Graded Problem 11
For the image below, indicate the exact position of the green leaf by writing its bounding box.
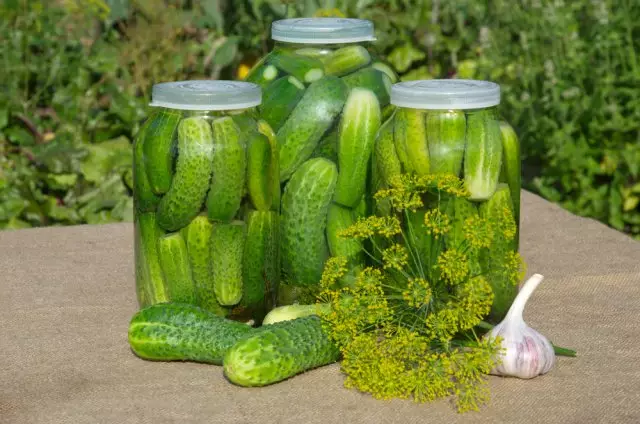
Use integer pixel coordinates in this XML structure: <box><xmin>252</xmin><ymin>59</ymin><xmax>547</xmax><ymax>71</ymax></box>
<box><xmin>202</xmin><ymin>0</ymin><xmax>224</xmax><ymax>30</ymax></box>
<box><xmin>80</xmin><ymin>137</ymin><xmax>132</xmax><ymax>183</ymax></box>
<box><xmin>5</xmin><ymin>126</ymin><xmax>34</xmax><ymax>146</ymax></box>
<box><xmin>106</xmin><ymin>0</ymin><xmax>129</xmax><ymax>21</ymax></box>
<box><xmin>43</xmin><ymin>173</ymin><xmax>78</xmax><ymax>191</ymax></box>
<box><xmin>213</xmin><ymin>37</ymin><xmax>240</xmax><ymax>69</ymax></box>
<box><xmin>388</xmin><ymin>43</ymin><xmax>426</xmax><ymax>73</ymax></box>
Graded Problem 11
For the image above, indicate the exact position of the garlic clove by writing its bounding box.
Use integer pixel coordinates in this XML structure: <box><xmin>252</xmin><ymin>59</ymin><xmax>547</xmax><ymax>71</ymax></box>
<box><xmin>486</xmin><ymin>273</ymin><xmax>557</xmax><ymax>379</ymax></box>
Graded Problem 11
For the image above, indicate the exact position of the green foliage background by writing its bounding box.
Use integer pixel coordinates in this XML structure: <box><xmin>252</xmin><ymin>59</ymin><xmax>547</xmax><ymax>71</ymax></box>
<box><xmin>1</xmin><ymin>0</ymin><xmax>639</xmax><ymax>238</ymax></box>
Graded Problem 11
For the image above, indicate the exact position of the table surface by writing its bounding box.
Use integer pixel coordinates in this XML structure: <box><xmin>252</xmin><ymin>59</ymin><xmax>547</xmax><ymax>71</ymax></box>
<box><xmin>2</xmin><ymin>191</ymin><xmax>640</xmax><ymax>424</ymax></box>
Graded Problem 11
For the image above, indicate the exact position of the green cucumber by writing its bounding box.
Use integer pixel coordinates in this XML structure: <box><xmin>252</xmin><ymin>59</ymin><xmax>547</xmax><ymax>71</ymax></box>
<box><xmin>311</xmin><ymin>125</ymin><xmax>339</xmax><ymax>163</ymax></box>
<box><xmin>277</xmin><ymin>76</ymin><xmax>348</xmax><ymax>182</ymax></box>
<box><xmin>157</xmin><ymin>232</ymin><xmax>196</xmax><ymax>303</ymax></box>
<box><xmin>334</xmin><ymin>88</ymin><xmax>381</xmax><ymax>208</ymax></box>
<box><xmin>156</xmin><ymin>117</ymin><xmax>215</xmax><ymax>231</ymax></box>
<box><xmin>326</xmin><ymin>203</ymin><xmax>364</xmax><ymax>266</ymax></box>
<box><xmin>322</xmin><ymin>45</ymin><xmax>371</xmax><ymax>76</ymax></box>
<box><xmin>223</xmin><ymin>316</ymin><xmax>340</xmax><ymax>387</ymax></box>
<box><xmin>394</xmin><ymin>108</ymin><xmax>430</xmax><ymax>175</ymax></box>
<box><xmin>142</xmin><ymin>109</ymin><xmax>182</xmax><ymax>195</ymax></box>
<box><xmin>499</xmin><ymin>121</ymin><xmax>521</xmax><ymax>229</ymax></box>
<box><xmin>372</xmin><ymin>62</ymin><xmax>398</xmax><ymax>83</ymax></box>
<box><xmin>256</xmin><ymin>120</ymin><xmax>281</xmax><ymax>212</ymax></box>
<box><xmin>135</xmin><ymin>212</ymin><xmax>168</xmax><ymax>306</ymax></box>
<box><xmin>241</xmin><ymin>210</ymin><xmax>280</xmax><ymax>321</ymax></box>
<box><xmin>262</xmin><ymin>304</ymin><xmax>330</xmax><ymax>325</ymax></box>
<box><xmin>183</xmin><ymin>215</ymin><xmax>228</xmax><ymax>316</ymax></box>
<box><xmin>281</xmin><ymin>158</ymin><xmax>338</xmax><ymax>286</ymax></box>
<box><xmin>133</xmin><ymin>116</ymin><xmax>161</xmax><ymax>212</ymax></box>
<box><xmin>245</xmin><ymin>56</ymin><xmax>280</xmax><ymax>88</ymax></box>
<box><xmin>295</xmin><ymin>47</ymin><xmax>329</xmax><ymax>59</ymax></box>
<box><xmin>464</xmin><ymin>109</ymin><xmax>503</xmax><ymax>201</ymax></box>
<box><xmin>341</xmin><ymin>67</ymin><xmax>392</xmax><ymax>106</ymax></box>
<box><xmin>269</xmin><ymin>49</ymin><xmax>325</xmax><ymax>83</ymax></box>
<box><xmin>211</xmin><ymin>221</ymin><xmax>246</xmax><ymax>306</ymax></box>
<box><xmin>128</xmin><ymin>303</ymin><xmax>254</xmax><ymax>365</ymax></box>
<box><xmin>207</xmin><ymin>117</ymin><xmax>247</xmax><ymax>222</ymax></box>
<box><xmin>246</xmin><ymin>131</ymin><xmax>273</xmax><ymax>211</ymax></box>
<box><xmin>426</xmin><ymin>110</ymin><xmax>466</xmax><ymax>176</ymax></box>
<box><xmin>374</xmin><ymin>113</ymin><xmax>402</xmax><ymax>186</ymax></box>
<box><xmin>381</xmin><ymin>104</ymin><xmax>396</xmax><ymax>122</ymax></box>
<box><xmin>260</xmin><ymin>76</ymin><xmax>305</xmax><ymax>132</ymax></box>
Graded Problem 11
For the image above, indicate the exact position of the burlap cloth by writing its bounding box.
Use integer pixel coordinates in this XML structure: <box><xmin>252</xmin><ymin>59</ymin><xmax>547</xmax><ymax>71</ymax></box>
<box><xmin>2</xmin><ymin>191</ymin><xmax>639</xmax><ymax>424</ymax></box>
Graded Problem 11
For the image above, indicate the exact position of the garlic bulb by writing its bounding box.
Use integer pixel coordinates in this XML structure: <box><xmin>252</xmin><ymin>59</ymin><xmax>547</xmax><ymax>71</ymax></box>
<box><xmin>486</xmin><ymin>273</ymin><xmax>556</xmax><ymax>379</ymax></box>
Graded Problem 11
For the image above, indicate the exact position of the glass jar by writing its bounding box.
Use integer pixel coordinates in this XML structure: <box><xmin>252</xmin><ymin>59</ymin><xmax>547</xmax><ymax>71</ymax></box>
<box><xmin>374</xmin><ymin>80</ymin><xmax>521</xmax><ymax>322</ymax></box>
<box><xmin>133</xmin><ymin>80</ymin><xmax>279</xmax><ymax>322</ymax></box>
<box><xmin>244</xmin><ymin>18</ymin><xmax>398</xmax><ymax>296</ymax></box>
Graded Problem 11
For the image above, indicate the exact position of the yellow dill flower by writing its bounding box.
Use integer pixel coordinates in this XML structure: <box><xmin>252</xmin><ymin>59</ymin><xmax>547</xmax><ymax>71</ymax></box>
<box><xmin>382</xmin><ymin>244</ymin><xmax>409</xmax><ymax>270</ymax></box>
<box><xmin>354</xmin><ymin>267</ymin><xmax>385</xmax><ymax>294</ymax></box>
<box><xmin>462</xmin><ymin>215</ymin><xmax>494</xmax><ymax>249</ymax></box>
<box><xmin>338</xmin><ymin>216</ymin><xmax>402</xmax><ymax>240</ymax></box>
<box><xmin>320</xmin><ymin>256</ymin><xmax>348</xmax><ymax>290</ymax></box>
<box><xmin>423</xmin><ymin>208</ymin><xmax>451</xmax><ymax>238</ymax></box>
<box><xmin>401</xmin><ymin>277</ymin><xmax>433</xmax><ymax>308</ymax></box>
<box><xmin>425</xmin><ymin>308</ymin><xmax>459</xmax><ymax>342</ymax></box>
<box><xmin>437</xmin><ymin>249</ymin><xmax>469</xmax><ymax>285</ymax></box>
<box><xmin>499</xmin><ymin>251</ymin><xmax>526</xmax><ymax>286</ymax></box>
<box><xmin>421</xmin><ymin>173</ymin><xmax>470</xmax><ymax>197</ymax></box>
<box><xmin>338</xmin><ymin>218</ymin><xmax>375</xmax><ymax>239</ymax></box>
<box><xmin>497</xmin><ymin>206</ymin><xmax>517</xmax><ymax>240</ymax></box>
<box><xmin>452</xmin><ymin>276</ymin><xmax>494</xmax><ymax>330</ymax></box>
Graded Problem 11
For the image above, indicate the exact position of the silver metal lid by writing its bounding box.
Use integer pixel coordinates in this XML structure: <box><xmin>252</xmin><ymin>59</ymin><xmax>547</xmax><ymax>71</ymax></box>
<box><xmin>390</xmin><ymin>79</ymin><xmax>501</xmax><ymax>110</ymax></box>
<box><xmin>271</xmin><ymin>18</ymin><xmax>376</xmax><ymax>44</ymax></box>
<box><xmin>150</xmin><ymin>80</ymin><xmax>261</xmax><ymax>111</ymax></box>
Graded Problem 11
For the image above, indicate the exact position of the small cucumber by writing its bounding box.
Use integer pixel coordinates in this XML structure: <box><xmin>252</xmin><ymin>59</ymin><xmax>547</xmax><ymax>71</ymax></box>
<box><xmin>334</xmin><ymin>88</ymin><xmax>381</xmax><ymax>208</ymax></box>
<box><xmin>464</xmin><ymin>109</ymin><xmax>503</xmax><ymax>201</ymax></box>
<box><xmin>295</xmin><ymin>47</ymin><xmax>329</xmax><ymax>59</ymax></box>
<box><xmin>223</xmin><ymin>316</ymin><xmax>340</xmax><ymax>387</ymax></box>
<box><xmin>281</xmin><ymin>158</ymin><xmax>338</xmax><ymax>287</ymax></box>
<box><xmin>322</xmin><ymin>45</ymin><xmax>371</xmax><ymax>76</ymax></box>
<box><xmin>246</xmin><ymin>131</ymin><xmax>273</xmax><ymax>211</ymax></box>
<box><xmin>426</xmin><ymin>110</ymin><xmax>466</xmax><ymax>176</ymax></box>
<box><xmin>256</xmin><ymin>120</ymin><xmax>281</xmax><ymax>212</ymax></box>
<box><xmin>241</xmin><ymin>210</ymin><xmax>280</xmax><ymax>321</ymax></box>
<box><xmin>135</xmin><ymin>212</ymin><xmax>168</xmax><ymax>306</ymax></box>
<box><xmin>142</xmin><ymin>109</ymin><xmax>182</xmax><ymax>195</ymax></box>
<box><xmin>262</xmin><ymin>304</ymin><xmax>330</xmax><ymax>325</ymax></box>
<box><xmin>372</xmin><ymin>62</ymin><xmax>398</xmax><ymax>83</ymax></box>
<box><xmin>260</xmin><ymin>76</ymin><xmax>306</xmax><ymax>132</ymax></box>
<box><xmin>499</xmin><ymin>121</ymin><xmax>521</xmax><ymax>230</ymax></box>
<box><xmin>156</xmin><ymin>117</ymin><xmax>215</xmax><ymax>231</ymax></box>
<box><xmin>211</xmin><ymin>221</ymin><xmax>246</xmax><ymax>306</ymax></box>
<box><xmin>207</xmin><ymin>117</ymin><xmax>247</xmax><ymax>222</ymax></box>
<box><xmin>133</xmin><ymin>115</ymin><xmax>161</xmax><ymax>213</ymax></box>
<box><xmin>128</xmin><ymin>303</ymin><xmax>254</xmax><ymax>365</ymax></box>
<box><xmin>183</xmin><ymin>215</ymin><xmax>228</xmax><ymax>316</ymax></box>
<box><xmin>394</xmin><ymin>108</ymin><xmax>430</xmax><ymax>175</ymax></box>
<box><xmin>157</xmin><ymin>232</ymin><xmax>196</xmax><ymax>303</ymax></box>
<box><xmin>341</xmin><ymin>67</ymin><xmax>392</xmax><ymax>106</ymax></box>
<box><xmin>277</xmin><ymin>76</ymin><xmax>348</xmax><ymax>182</ymax></box>
<box><xmin>269</xmin><ymin>49</ymin><xmax>325</xmax><ymax>83</ymax></box>
<box><xmin>374</xmin><ymin>113</ymin><xmax>402</xmax><ymax>186</ymax></box>
<box><xmin>326</xmin><ymin>203</ymin><xmax>364</xmax><ymax>267</ymax></box>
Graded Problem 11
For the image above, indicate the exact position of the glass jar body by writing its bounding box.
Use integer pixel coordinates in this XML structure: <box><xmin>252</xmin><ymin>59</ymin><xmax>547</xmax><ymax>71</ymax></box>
<box><xmin>133</xmin><ymin>106</ymin><xmax>279</xmax><ymax>322</ymax></box>
<box><xmin>373</xmin><ymin>105</ymin><xmax>521</xmax><ymax>322</ymax></box>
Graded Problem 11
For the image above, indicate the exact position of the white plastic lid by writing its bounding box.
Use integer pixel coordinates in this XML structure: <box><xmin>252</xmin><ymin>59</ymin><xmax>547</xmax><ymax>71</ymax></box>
<box><xmin>271</xmin><ymin>18</ymin><xmax>376</xmax><ymax>44</ymax></box>
<box><xmin>390</xmin><ymin>79</ymin><xmax>501</xmax><ymax>110</ymax></box>
<box><xmin>150</xmin><ymin>80</ymin><xmax>261</xmax><ymax>111</ymax></box>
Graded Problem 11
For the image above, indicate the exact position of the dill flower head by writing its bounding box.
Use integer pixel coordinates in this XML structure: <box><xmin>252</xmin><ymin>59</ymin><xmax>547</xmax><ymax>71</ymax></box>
<box><xmin>425</xmin><ymin>308</ymin><xmax>460</xmax><ymax>342</ymax></box>
<box><xmin>498</xmin><ymin>250</ymin><xmax>526</xmax><ymax>287</ymax></box>
<box><xmin>401</xmin><ymin>277</ymin><xmax>433</xmax><ymax>308</ymax></box>
<box><xmin>382</xmin><ymin>244</ymin><xmax>409</xmax><ymax>271</ymax></box>
<box><xmin>462</xmin><ymin>215</ymin><xmax>494</xmax><ymax>249</ymax></box>
<box><xmin>319</xmin><ymin>256</ymin><xmax>348</xmax><ymax>291</ymax></box>
<box><xmin>423</xmin><ymin>208</ymin><xmax>451</xmax><ymax>238</ymax></box>
<box><xmin>339</xmin><ymin>216</ymin><xmax>402</xmax><ymax>240</ymax></box>
<box><xmin>437</xmin><ymin>249</ymin><xmax>469</xmax><ymax>285</ymax></box>
<box><xmin>452</xmin><ymin>276</ymin><xmax>494</xmax><ymax>330</ymax></box>
<box><xmin>496</xmin><ymin>206</ymin><xmax>517</xmax><ymax>240</ymax></box>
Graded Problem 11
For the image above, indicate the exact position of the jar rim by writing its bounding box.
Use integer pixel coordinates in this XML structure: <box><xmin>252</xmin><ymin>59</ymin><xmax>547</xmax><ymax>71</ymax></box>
<box><xmin>390</xmin><ymin>79</ymin><xmax>501</xmax><ymax>110</ymax></box>
<box><xmin>150</xmin><ymin>80</ymin><xmax>261</xmax><ymax>111</ymax></box>
<box><xmin>271</xmin><ymin>18</ymin><xmax>376</xmax><ymax>44</ymax></box>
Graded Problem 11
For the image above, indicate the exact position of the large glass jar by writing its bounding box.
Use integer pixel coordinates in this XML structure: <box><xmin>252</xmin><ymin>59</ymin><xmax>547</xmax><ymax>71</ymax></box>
<box><xmin>133</xmin><ymin>80</ymin><xmax>279</xmax><ymax>322</ymax></box>
<box><xmin>374</xmin><ymin>80</ymin><xmax>522</xmax><ymax>322</ymax></box>
<box><xmin>244</xmin><ymin>18</ymin><xmax>398</xmax><ymax>298</ymax></box>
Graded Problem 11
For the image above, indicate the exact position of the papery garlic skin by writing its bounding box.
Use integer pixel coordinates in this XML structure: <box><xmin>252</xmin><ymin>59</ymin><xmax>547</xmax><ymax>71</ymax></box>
<box><xmin>486</xmin><ymin>273</ymin><xmax>557</xmax><ymax>379</ymax></box>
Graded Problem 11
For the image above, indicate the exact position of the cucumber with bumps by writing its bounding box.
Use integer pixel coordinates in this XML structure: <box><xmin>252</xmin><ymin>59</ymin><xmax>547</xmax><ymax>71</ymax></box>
<box><xmin>207</xmin><ymin>117</ymin><xmax>247</xmax><ymax>222</ymax></box>
<box><xmin>133</xmin><ymin>116</ymin><xmax>161</xmax><ymax>213</ymax></box>
<box><xmin>256</xmin><ymin>120</ymin><xmax>281</xmax><ymax>212</ymax></box>
<box><xmin>281</xmin><ymin>158</ymin><xmax>338</xmax><ymax>286</ymax></box>
<box><xmin>156</xmin><ymin>117</ymin><xmax>215</xmax><ymax>231</ymax></box>
<box><xmin>464</xmin><ymin>109</ymin><xmax>503</xmax><ymax>201</ymax></box>
<box><xmin>142</xmin><ymin>109</ymin><xmax>182</xmax><ymax>195</ymax></box>
<box><xmin>241</xmin><ymin>210</ymin><xmax>280</xmax><ymax>321</ymax></box>
<box><xmin>183</xmin><ymin>215</ymin><xmax>228</xmax><ymax>316</ymax></box>
<box><xmin>269</xmin><ymin>49</ymin><xmax>324</xmax><ymax>83</ymax></box>
<box><xmin>499</xmin><ymin>121</ymin><xmax>521</xmax><ymax>230</ymax></box>
<box><xmin>223</xmin><ymin>316</ymin><xmax>340</xmax><ymax>387</ymax></box>
<box><xmin>311</xmin><ymin>125</ymin><xmax>339</xmax><ymax>163</ymax></box>
<box><xmin>426</xmin><ymin>110</ymin><xmax>466</xmax><ymax>176</ymax></box>
<box><xmin>374</xmin><ymin>113</ymin><xmax>402</xmax><ymax>186</ymax></box>
<box><xmin>246</xmin><ymin>130</ymin><xmax>273</xmax><ymax>211</ymax></box>
<box><xmin>135</xmin><ymin>212</ymin><xmax>168</xmax><ymax>306</ymax></box>
<box><xmin>334</xmin><ymin>88</ymin><xmax>381</xmax><ymax>208</ymax></box>
<box><xmin>260</xmin><ymin>76</ymin><xmax>305</xmax><ymax>132</ymax></box>
<box><xmin>326</xmin><ymin>203</ymin><xmax>364</xmax><ymax>266</ymax></box>
<box><xmin>128</xmin><ymin>303</ymin><xmax>254</xmax><ymax>365</ymax></box>
<box><xmin>341</xmin><ymin>67</ymin><xmax>392</xmax><ymax>106</ymax></box>
<box><xmin>277</xmin><ymin>76</ymin><xmax>348</xmax><ymax>182</ymax></box>
<box><xmin>157</xmin><ymin>232</ymin><xmax>196</xmax><ymax>303</ymax></box>
<box><xmin>394</xmin><ymin>108</ymin><xmax>430</xmax><ymax>175</ymax></box>
<box><xmin>211</xmin><ymin>221</ymin><xmax>246</xmax><ymax>306</ymax></box>
<box><xmin>322</xmin><ymin>45</ymin><xmax>371</xmax><ymax>76</ymax></box>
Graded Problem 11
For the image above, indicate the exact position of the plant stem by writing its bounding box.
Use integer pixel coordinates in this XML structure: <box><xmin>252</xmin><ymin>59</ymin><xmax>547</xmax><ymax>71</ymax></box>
<box><xmin>477</xmin><ymin>321</ymin><xmax>577</xmax><ymax>357</ymax></box>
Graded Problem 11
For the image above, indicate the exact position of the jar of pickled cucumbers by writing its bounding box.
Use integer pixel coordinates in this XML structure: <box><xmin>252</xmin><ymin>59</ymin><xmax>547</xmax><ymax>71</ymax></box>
<box><xmin>133</xmin><ymin>80</ymin><xmax>279</xmax><ymax>322</ymax></box>
<box><xmin>244</xmin><ymin>18</ymin><xmax>397</xmax><ymax>297</ymax></box>
<box><xmin>374</xmin><ymin>80</ymin><xmax>521</xmax><ymax>321</ymax></box>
